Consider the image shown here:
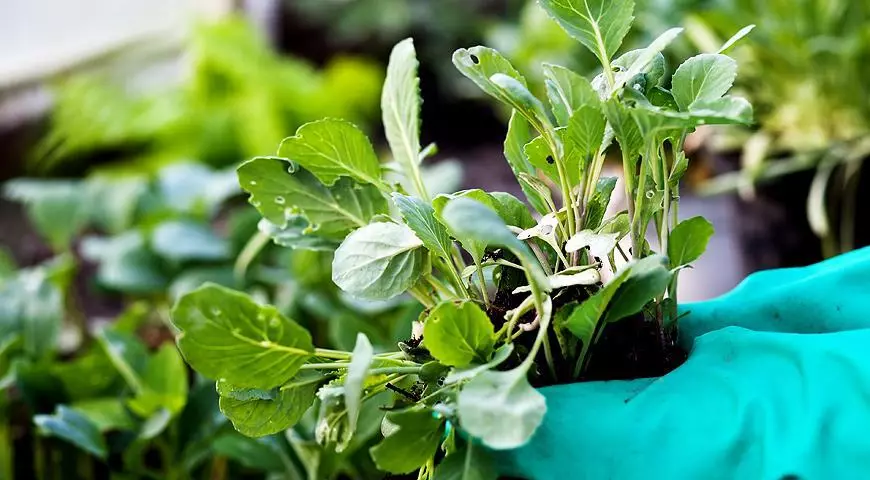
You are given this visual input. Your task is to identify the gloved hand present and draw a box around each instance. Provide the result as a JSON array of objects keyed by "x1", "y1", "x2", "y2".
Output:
[{"x1": 496, "y1": 247, "x2": 870, "y2": 480}]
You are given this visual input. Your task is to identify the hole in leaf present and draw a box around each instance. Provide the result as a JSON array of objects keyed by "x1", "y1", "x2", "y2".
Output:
[
  {"x1": 470, "y1": 54, "x2": 480, "y2": 64},
  {"x1": 546, "y1": 156, "x2": 555, "y2": 164}
]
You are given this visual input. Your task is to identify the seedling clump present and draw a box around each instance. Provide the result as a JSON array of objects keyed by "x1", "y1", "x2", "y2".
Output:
[{"x1": 171, "y1": 0, "x2": 752, "y2": 476}]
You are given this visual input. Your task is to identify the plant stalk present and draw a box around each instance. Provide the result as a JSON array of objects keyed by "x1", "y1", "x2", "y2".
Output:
[
  {"x1": 630, "y1": 145, "x2": 653, "y2": 259},
  {"x1": 474, "y1": 262, "x2": 490, "y2": 307}
]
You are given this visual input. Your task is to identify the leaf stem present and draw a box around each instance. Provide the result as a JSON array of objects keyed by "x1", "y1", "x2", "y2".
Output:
[
  {"x1": 527, "y1": 240, "x2": 554, "y2": 276},
  {"x1": 426, "y1": 274, "x2": 454, "y2": 299},
  {"x1": 369, "y1": 366, "x2": 423, "y2": 376},
  {"x1": 621, "y1": 148, "x2": 638, "y2": 254},
  {"x1": 541, "y1": 334, "x2": 558, "y2": 380},
  {"x1": 630, "y1": 143, "x2": 654, "y2": 259},
  {"x1": 233, "y1": 230, "x2": 270, "y2": 281},
  {"x1": 546, "y1": 136, "x2": 578, "y2": 240},
  {"x1": 474, "y1": 261, "x2": 490, "y2": 308},
  {"x1": 660, "y1": 151, "x2": 671, "y2": 257},
  {"x1": 314, "y1": 348, "x2": 351, "y2": 359},
  {"x1": 408, "y1": 284, "x2": 436, "y2": 308},
  {"x1": 435, "y1": 256, "x2": 470, "y2": 298},
  {"x1": 409, "y1": 167, "x2": 430, "y2": 203},
  {"x1": 301, "y1": 362, "x2": 351, "y2": 370}
]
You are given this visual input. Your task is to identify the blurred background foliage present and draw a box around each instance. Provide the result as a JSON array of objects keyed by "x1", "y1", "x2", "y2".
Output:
[
  {"x1": 31, "y1": 16, "x2": 384, "y2": 176},
  {"x1": 0, "y1": 0, "x2": 869, "y2": 477}
]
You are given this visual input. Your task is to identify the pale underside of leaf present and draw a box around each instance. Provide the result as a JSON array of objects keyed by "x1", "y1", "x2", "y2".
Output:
[
  {"x1": 382, "y1": 38, "x2": 422, "y2": 175},
  {"x1": 331, "y1": 222, "x2": 426, "y2": 300}
]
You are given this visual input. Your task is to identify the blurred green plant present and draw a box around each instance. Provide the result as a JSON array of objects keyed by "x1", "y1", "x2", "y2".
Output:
[
  {"x1": 691, "y1": 0, "x2": 870, "y2": 256},
  {"x1": 33, "y1": 16, "x2": 383, "y2": 175},
  {"x1": 1, "y1": 160, "x2": 430, "y2": 478}
]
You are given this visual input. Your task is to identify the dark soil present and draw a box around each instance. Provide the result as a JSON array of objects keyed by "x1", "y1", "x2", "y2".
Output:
[
  {"x1": 580, "y1": 313, "x2": 686, "y2": 381},
  {"x1": 485, "y1": 252, "x2": 688, "y2": 385}
]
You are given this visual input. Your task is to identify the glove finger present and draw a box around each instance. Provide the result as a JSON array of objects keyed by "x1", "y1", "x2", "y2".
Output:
[{"x1": 678, "y1": 247, "x2": 870, "y2": 347}]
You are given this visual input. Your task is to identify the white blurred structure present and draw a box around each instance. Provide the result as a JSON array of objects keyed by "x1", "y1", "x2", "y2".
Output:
[{"x1": 0, "y1": 0, "x2": 234, "y2": 127}]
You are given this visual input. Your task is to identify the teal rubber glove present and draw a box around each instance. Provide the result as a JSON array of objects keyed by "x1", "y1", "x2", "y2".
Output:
[{"x1": 497, "y1": 247, "x2": 870, "y2": 480}]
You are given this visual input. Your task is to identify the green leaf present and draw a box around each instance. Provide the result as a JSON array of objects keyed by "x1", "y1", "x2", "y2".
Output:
[
  {"x1": 612, "y1": 28, "x2": 683, "y2": 91},
  {"x1": 392, "y1": 193, "x2": 454, "y2": 261},
  {"x1": 457, "y1": 365, "x2": 545, "y2": 450},
  {"x1": 583, "y1": 176, "x2": 617, "y2": 230},
  {"x1": 598, "y1": 212, "x2": 630, "y2": 238},
  {"x1": 81, "y1": 233, "x2": 168, "y2": 293},
  {"x1": 345, "y1": 333, "x2": 374, "y2": 431},
  {"x1": 278, "y1": 119, "x2": 383, "y2": 187},
  {"x1": 522, "y1": 135, "x2": 559, "y2": 184},
  {"x1": 258, "y1": 217, "x2": 337, "y2": 251},
  {"x1": 217, "y1": 376, "x2": 318, "y2": 437},
  {"x1": 517, "y1": 173, "x2": 555, "y2": 216},
  {"x1": 542, "y1": 64, "x2": 599, "y2": 126},
  {"x1": 84, "y1": 175, "x2": 148, "y2": 234},
  {"x1": 370, "y1": 408, "x2": 445, "y2": 474},
  {"x1": 718, "y1": 25, "x2": 755, "y2": 54},
  {"x1": 504, "y1": 113, "x2": 551, "y2": 215},
  {"x1": 560, "y1": 273, "x2": 628, "y2": 352},
  {"x1": 440, "y1": 198, "x2": 546, "y2": 288},
  {"x1": 566, "y1": 105, "x2": 607, "y2": 160},
  {"x1": 139, "y1": 408, "x2": 172, "y2": 440},
  {"x1": 96, "y1": 329, "x2": 149, "y2": 393},
  {"x1": 238, "y1": 157, "x2": 388, "y2": 238},
  {"x1": 382, "y1": 38, "x2": 422, "y2": 176},
  {"x1": 489, "y1": 191, "x2": 536, "y2": 230},
  {"x1": 433, "y1": 443, "x2": 497, "y2": 480},
  {"x1": 489, "y1": 74, "x2": 556, "y2": 138},
  {"x1": 97, "y1": 330, "x2": 187, "y2": 418},
  {"x1": 157, "y1": 163, "x2": 240, "y2": 217},
  {"x1": 71, "y1": 398, "x2": 136, "y2": 432},
  {"x1": 433, "y1": 190, "x2": 498, "y2": 263},
  {"x1": 172, "y1": 283, "x2": 314, "y2": 389},
  {"x1": 445, "y1": 344, "x2": 514, "y2": 385},
  {"x1": 668, "y1": 216, "x2": 714, "y2": 268},
  {"x1": 0, "y1": 262, "x2": 63, "y2": 359},
  {"x1": 54, "y1": 344, "x2": 123, "y2": 401},
  {"x1": 423, "y1": 301, "x2": 495, "y2": 367},
  {"x1": 3, "y1": 179, "x2": 89, "y2": 250},
  {"x1": 128, "y1": 344, "x2": 189, "y2": 417},
  {"x1": 34, "y1": 406, "x2": 107, "y2": 459},
  {"x1": 151, "y1": 220, "x2": 229, "y2": 262},
  {"x1": 671, "y1": 53, "x2": 737, "y2": 111},
  {"x1": 212, "y1": 433, "x2": 285, "y2": 472},
  {"x1": 524, "y1": 127, "x2": 590, "y2": 189},
  {"x1": 331, "y1": 222, "x2": 426, "y2": 300},
  {"x1": 688, "y1": 96, "x2": 753, "y2": 125},
  {"x1": 605, "y1": 255, "x2": 671, "y2": 323},
  {"x1": 612, "y1": 49, "x2": 666, "y2": 91},
  {"x1": 648, "y1": 85, "x2": 678, "y2": 110},
  {"x1": 452, "y1": 46, "x2": 527, "y2": 101},
  {"x1": 562, "y1": 254, "x2": 671, "y2": 352},
  {"x1": 538, "y1": 0, "x2": 635, "y2": 66},
  {"x1": 602, "y1": 99, "x2": 643, "y2": 161}
]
